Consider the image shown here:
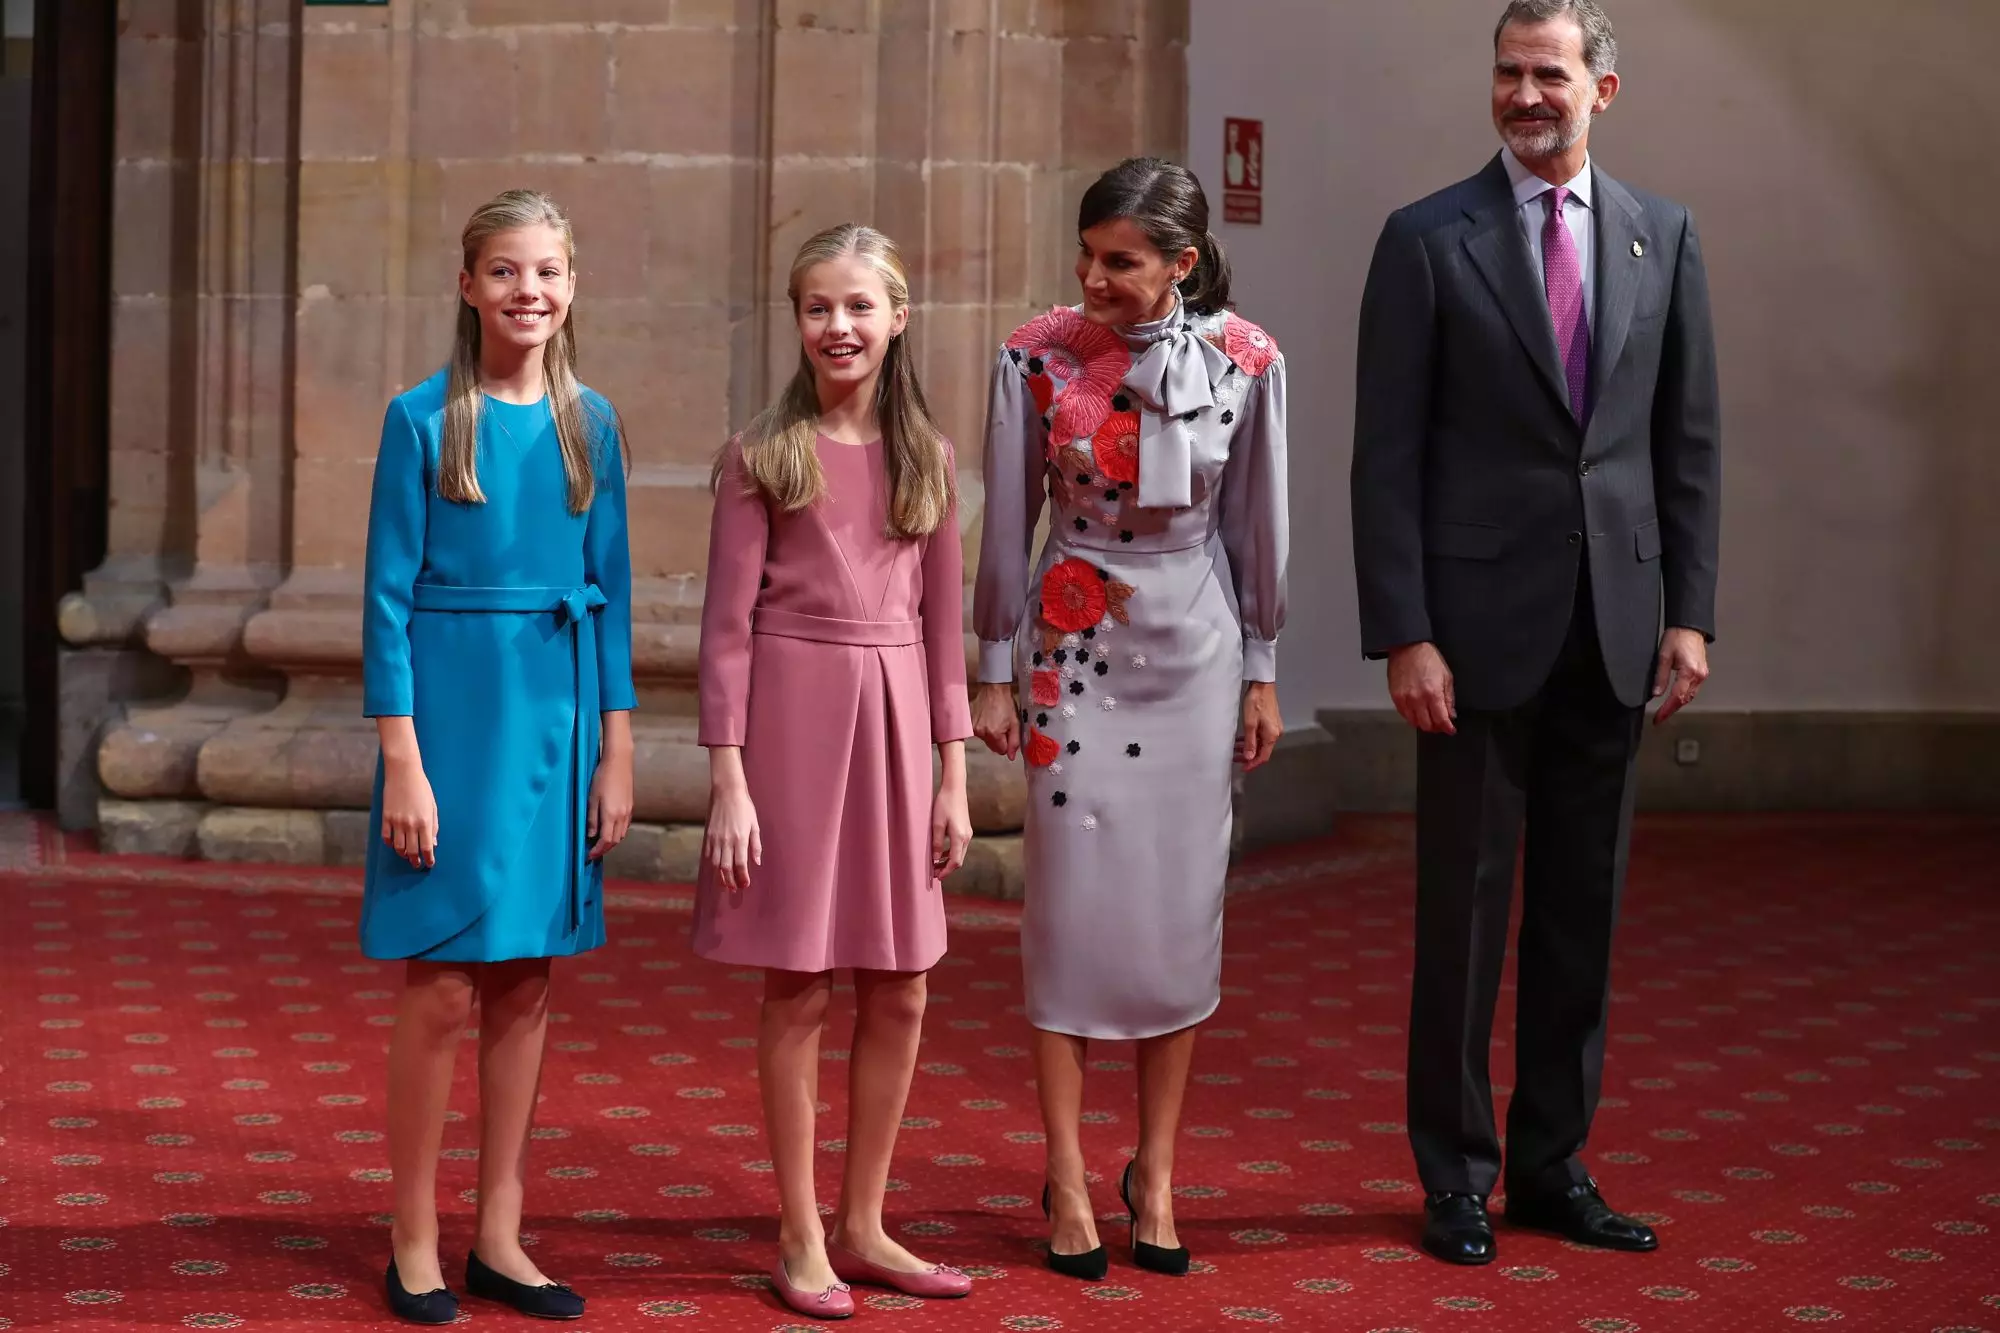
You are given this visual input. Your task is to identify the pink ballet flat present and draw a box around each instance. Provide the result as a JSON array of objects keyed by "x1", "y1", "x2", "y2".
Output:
[
  {"x1": 828, "y1": 1241, "x2": 973, "y2": 1299},
  {"x1": 772, "y1": 1258, "x2": 854, "y2": 1320}
]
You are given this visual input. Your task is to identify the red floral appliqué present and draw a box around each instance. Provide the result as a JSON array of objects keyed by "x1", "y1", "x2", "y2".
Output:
[
  {"x1": 1039, "y1": 558, "x2": 1108, "y2": 633},
  {"x1": 1006, "y1": 307, "x2": 1130, "y2": 447},
  {"x1": 1220, "y1": 313, "x2": 1280, "y2": 378},
  {"x1": 1030, "y1": 670, "x2": 1061, "y2": 707},
  {"x1": 1027, "y1": 372, "x2": 1055, "y2": 418},
  {"x1": 1092, "y1": 410, "x2": 1141, "y2": 485},
  {"x1": 1023, "y1": 727, "x2": 1061, "y2": 768}
]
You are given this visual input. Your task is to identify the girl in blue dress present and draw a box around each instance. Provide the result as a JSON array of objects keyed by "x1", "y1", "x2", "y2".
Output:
[{"x1": 359, "y1": 189, "x2": 636, "y2": 1324}]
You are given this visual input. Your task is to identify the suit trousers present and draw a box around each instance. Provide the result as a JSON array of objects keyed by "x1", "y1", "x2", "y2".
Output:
[{"x1": 1405, "y1": 562, "x2": 1646, "y2": 1199}]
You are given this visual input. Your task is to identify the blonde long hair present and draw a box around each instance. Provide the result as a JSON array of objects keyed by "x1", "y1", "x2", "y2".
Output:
[
  {"x1": 442, "y1": 190, "x2": 622, "y2": 515},
  {"x1": 722, "y1": 223, "x2": 953, "y2": 539}
]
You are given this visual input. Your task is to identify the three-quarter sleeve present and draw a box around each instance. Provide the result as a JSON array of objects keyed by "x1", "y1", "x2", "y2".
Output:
[
  {"x1": 971, "y1": 350, "x2": 1048, "y2": 683},
  {"x1": 920, "y1": 444, "x2": 974, "y2": 742},
  {"x1": 361, "y1": 397, "x2": 427, "y2": 717},
  {"x1": 583, "y1": 412, "x2": 638, "y2": 713},
  {"x1": 696, "y1": 440, "x2": 768, "y2": 747},
  {"x1": 1218, "y1": 357, "x2": 1290, "y2": 682}
]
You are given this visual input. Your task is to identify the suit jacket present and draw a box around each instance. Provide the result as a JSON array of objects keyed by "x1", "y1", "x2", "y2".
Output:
[{"x1": 1351, "y1": 154, "x2": 1721, "y2": 711}]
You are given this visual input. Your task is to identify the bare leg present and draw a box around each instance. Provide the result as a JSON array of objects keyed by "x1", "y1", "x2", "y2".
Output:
[
  {"x1": 762, "y1": 969, "x2": 837, "y2": 1292},
  {"x1": 471, "y1": 958, "x2": 556, "y2": 1285},
  {"x1": 829, "y1": 969, "x2": 931, "y2": 1271},
  {"x1": 387, "y1": 962, "x2": 476, "y2": 1292},
  {"x1": 1033, "y1": 1027, "x2": 1099, "y2": 1255},
  {"x1": 1131, "y1": 1025, "x2": 1197, "y2": 1248}
]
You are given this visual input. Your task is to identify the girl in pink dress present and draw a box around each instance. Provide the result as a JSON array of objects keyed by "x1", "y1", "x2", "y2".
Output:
[{"x1": 695, "y1": 223, "x2": 975, "y2": 1320}]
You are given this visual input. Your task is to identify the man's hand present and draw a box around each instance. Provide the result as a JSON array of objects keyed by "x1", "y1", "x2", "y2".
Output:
[
  {"x1": 1651, "y1": 627, "x2": 1710, "y2": 725},
  {"x1": 1388, "y1": 642, "x2": 1456, "y2": 734}
]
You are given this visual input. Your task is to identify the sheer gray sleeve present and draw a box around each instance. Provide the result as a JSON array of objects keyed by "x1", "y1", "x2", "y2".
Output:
[
  {"x1": 971, "y1": 350, "x2": 1048, "y2": 683},
  {"x1": 1218, "y1": 356, "x2": 1290, "y2": 682}
]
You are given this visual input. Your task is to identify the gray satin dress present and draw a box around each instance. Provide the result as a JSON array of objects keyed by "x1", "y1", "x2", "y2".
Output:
[{"x1": 973, "y1": 298, "x2": 1289, "y2": 1040}]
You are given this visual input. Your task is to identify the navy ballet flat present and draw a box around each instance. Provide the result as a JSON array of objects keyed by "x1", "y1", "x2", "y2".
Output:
[
  {"x1": 465, "y1": 1250, "x2": 585, "y2": 1320},
  {"x1": 385, "y1": 1259, "x2": 458, "y2": 1325}
]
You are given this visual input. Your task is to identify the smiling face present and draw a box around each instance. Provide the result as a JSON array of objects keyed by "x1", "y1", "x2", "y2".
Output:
[
  {"x1": 794, "y1": 253, "x2": 909, "y2": 394},
  {"x1": 458, "y1": 223, "x2": 574, "y2": 355},
  {"x1": 1492, "y1": 17, "x2": 1617, "y2": 165},
  {"x1": 1074, "y1": 216, "x2": 1198, "y2": 327}
]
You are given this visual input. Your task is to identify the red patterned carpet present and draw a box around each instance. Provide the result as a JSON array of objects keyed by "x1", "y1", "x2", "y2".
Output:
[{"x1": 4, "y1": 812, "x2": 1998, "y2": 1332}]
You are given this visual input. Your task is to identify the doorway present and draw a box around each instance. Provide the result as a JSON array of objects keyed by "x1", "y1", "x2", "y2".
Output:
[{"x1": 7, "y1": 0, "x2": 114, "y2": 809}]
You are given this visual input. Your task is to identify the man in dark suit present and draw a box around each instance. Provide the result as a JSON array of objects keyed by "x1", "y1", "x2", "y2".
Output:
[{"x1": 1351, "y1": 0, "x2": 1720, "y2": 1266}]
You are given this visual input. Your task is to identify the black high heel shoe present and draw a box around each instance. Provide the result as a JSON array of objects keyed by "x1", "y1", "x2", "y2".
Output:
[
  {"x1": 465, "y1": 1250, "x2": 585, "y2": 1320},
  {"x1": 1121, "y1": 1160, "x2": 1191, "y2": 1276},
  {"x1": 385, "y1": 1259, "x2": 458, "y2": 1325},
  {"x1": 1040, "y1": 1182, "x2": 1109, "y2": 1281}
]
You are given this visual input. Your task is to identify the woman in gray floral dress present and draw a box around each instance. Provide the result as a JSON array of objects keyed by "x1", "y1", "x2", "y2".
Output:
[{"x1": 971, "y1": 158, "x2": 1289, "y2": 1279}]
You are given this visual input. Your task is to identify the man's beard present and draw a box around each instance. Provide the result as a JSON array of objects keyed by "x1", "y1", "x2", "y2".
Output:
[{"x1": 1503, "y1": 108, "x2": 1590, "y2": 160}]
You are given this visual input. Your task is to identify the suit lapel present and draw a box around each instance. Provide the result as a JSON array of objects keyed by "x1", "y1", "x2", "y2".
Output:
[
  {"x1": 1589, "y1": 168, "x2": 1648, "y2": 414},
  {"x1": 1460, "y1": 157, "x2": 1570, "y2": 415}
]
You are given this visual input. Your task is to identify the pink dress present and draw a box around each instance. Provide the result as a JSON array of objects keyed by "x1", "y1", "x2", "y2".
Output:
[{"x1": 694, "y1": 436, "x2": 973, "y2": 974}]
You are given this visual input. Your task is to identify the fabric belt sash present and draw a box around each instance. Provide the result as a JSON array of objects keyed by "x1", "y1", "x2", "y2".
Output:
[
  {"x1": 409, "y1": 582, "x2": 607, "y2": 936},
  {"x1": 753, "y1": 607, "x2": 921, "y2": 648}
]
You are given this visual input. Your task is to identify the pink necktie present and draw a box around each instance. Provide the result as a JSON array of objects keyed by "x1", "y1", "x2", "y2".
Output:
[{"x1": 1543, "y1": 186, "x2": 1590, "y2": 424}]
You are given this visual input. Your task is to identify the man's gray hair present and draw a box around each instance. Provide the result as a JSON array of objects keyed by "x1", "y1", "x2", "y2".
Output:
[{"x1": 1494, "y1": 0, "x2": 1618, "y2": 79}]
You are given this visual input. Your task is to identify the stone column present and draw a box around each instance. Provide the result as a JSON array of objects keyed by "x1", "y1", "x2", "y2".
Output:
[
  {"x1": 70, "y1": 0, "x2": 297, "y2": 856},
  {"x1": 74, "y1": 0, "x2": 1190, "y2": 883}
]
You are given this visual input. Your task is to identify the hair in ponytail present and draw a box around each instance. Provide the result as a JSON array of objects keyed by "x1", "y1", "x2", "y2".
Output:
[
  {"x1": 444, "y1": 189, "x2": 622, "y2": 515},
  {"x1": 1077, "y1": 157, "x2": 1234, "y2": 316},
  {"x1": 719, "y1": 223, "x2": 953, "y2": 539}
]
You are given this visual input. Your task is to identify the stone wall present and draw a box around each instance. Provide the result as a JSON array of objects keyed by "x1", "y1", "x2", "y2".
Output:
[{"x1": 63, "y1": 0, "x2": 1192, "y2": 890}]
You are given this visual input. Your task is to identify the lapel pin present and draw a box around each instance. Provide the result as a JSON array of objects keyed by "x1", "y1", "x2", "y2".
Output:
[{"x1": 1631, "y1": 240, "x2": 1645, "y2": 257}]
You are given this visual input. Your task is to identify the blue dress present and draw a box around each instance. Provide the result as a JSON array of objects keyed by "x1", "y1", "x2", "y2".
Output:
[{"x1": 358, "y1": 369, "x2": 636, "y2": 962}]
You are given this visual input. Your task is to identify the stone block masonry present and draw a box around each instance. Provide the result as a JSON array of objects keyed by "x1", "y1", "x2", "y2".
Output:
[{"x1": 63, "y1": 0, "x2": 1192, "y2": 888}]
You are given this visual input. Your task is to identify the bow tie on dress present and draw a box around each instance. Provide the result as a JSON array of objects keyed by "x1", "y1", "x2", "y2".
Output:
[
  {"x1": 557, "y1": 585, "x2": 608, "y2": 626},
  {"x1": 1119, "y1": 326, "x2": 1234, "y2": 509}
]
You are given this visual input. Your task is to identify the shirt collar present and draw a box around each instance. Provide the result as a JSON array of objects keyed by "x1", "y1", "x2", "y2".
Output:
[{"x1": 1502, "y1": 145, "x2": 1593, "y2": 211}]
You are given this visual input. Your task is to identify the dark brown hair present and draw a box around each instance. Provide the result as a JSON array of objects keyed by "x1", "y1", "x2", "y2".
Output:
[{"x1": 1077, "y1": 157, "x2": 1234, "y2": 316}]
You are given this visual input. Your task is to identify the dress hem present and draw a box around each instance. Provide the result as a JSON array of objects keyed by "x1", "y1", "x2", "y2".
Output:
[
  {"x1": 1025, "y1": 992, "x2": 1221, "y2": 1042},
  {"x1": 360, "y1": 941, "x2": 604, "y2": 964},
  {"x1": 691, "y1": 939, "x2": 947, "y2": 976}
]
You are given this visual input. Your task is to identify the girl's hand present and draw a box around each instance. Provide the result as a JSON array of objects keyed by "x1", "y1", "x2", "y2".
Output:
[
  {"x1": 1236, "y1": 681, "x2": 1283, "y2": 771},
  {"x1": 971, "y1": 681, "x2": 1019, "y2": 759},
  {"x1": 931, "y1": 779, "x2": 972, "y2": 879},
  {"x1": 705, "y1": 778, "x2": 761, "y2": 892},
  {"x1": 587, "y1": 746, "x2": 634, "y2": 862},
  {"x1": 381, "y1": 755, "x2": 439, "y2": 869}
]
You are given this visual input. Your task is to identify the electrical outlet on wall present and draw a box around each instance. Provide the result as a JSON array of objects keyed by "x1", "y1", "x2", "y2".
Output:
[{"x1": 1675, "y1": 738, "x2": 1701, "y2": 765}]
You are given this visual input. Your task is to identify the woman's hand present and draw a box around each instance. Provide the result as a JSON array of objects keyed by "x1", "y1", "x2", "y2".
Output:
[
  {"x1": 971, "y1": 681, "x2": 1019, "y2": 759},
  {"x1": 704, "y1": 747, "x2": 760, "y2": 891},
  {"x1": 587, "y1": 713, "x2": 635, "y2": 861},
  {"x1": 1236, "y1": 681, "x2": 1283, "y2": 771},
  {"x1": 381, "y1": 752, "x2": 439, "y2": 870},
  {"x1": 931, "y1": 741, "x2": 972, "y2": 878}
]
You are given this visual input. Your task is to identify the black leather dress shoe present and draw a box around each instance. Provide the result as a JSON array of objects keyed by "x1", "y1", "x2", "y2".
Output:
[
  {"x1": 1421, "y1": 1192, "x2": 1496, "y2": 1265},
  {"x1": 1505, "y1": 1179, "x2": 1658, "y2": 1252},
  {"x1": 385, "y1": 1259, "x2": 458, "y2": 1325},
  {"x1": 466, "y1": 1250, "x2": 586, "y2": 1320}
]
